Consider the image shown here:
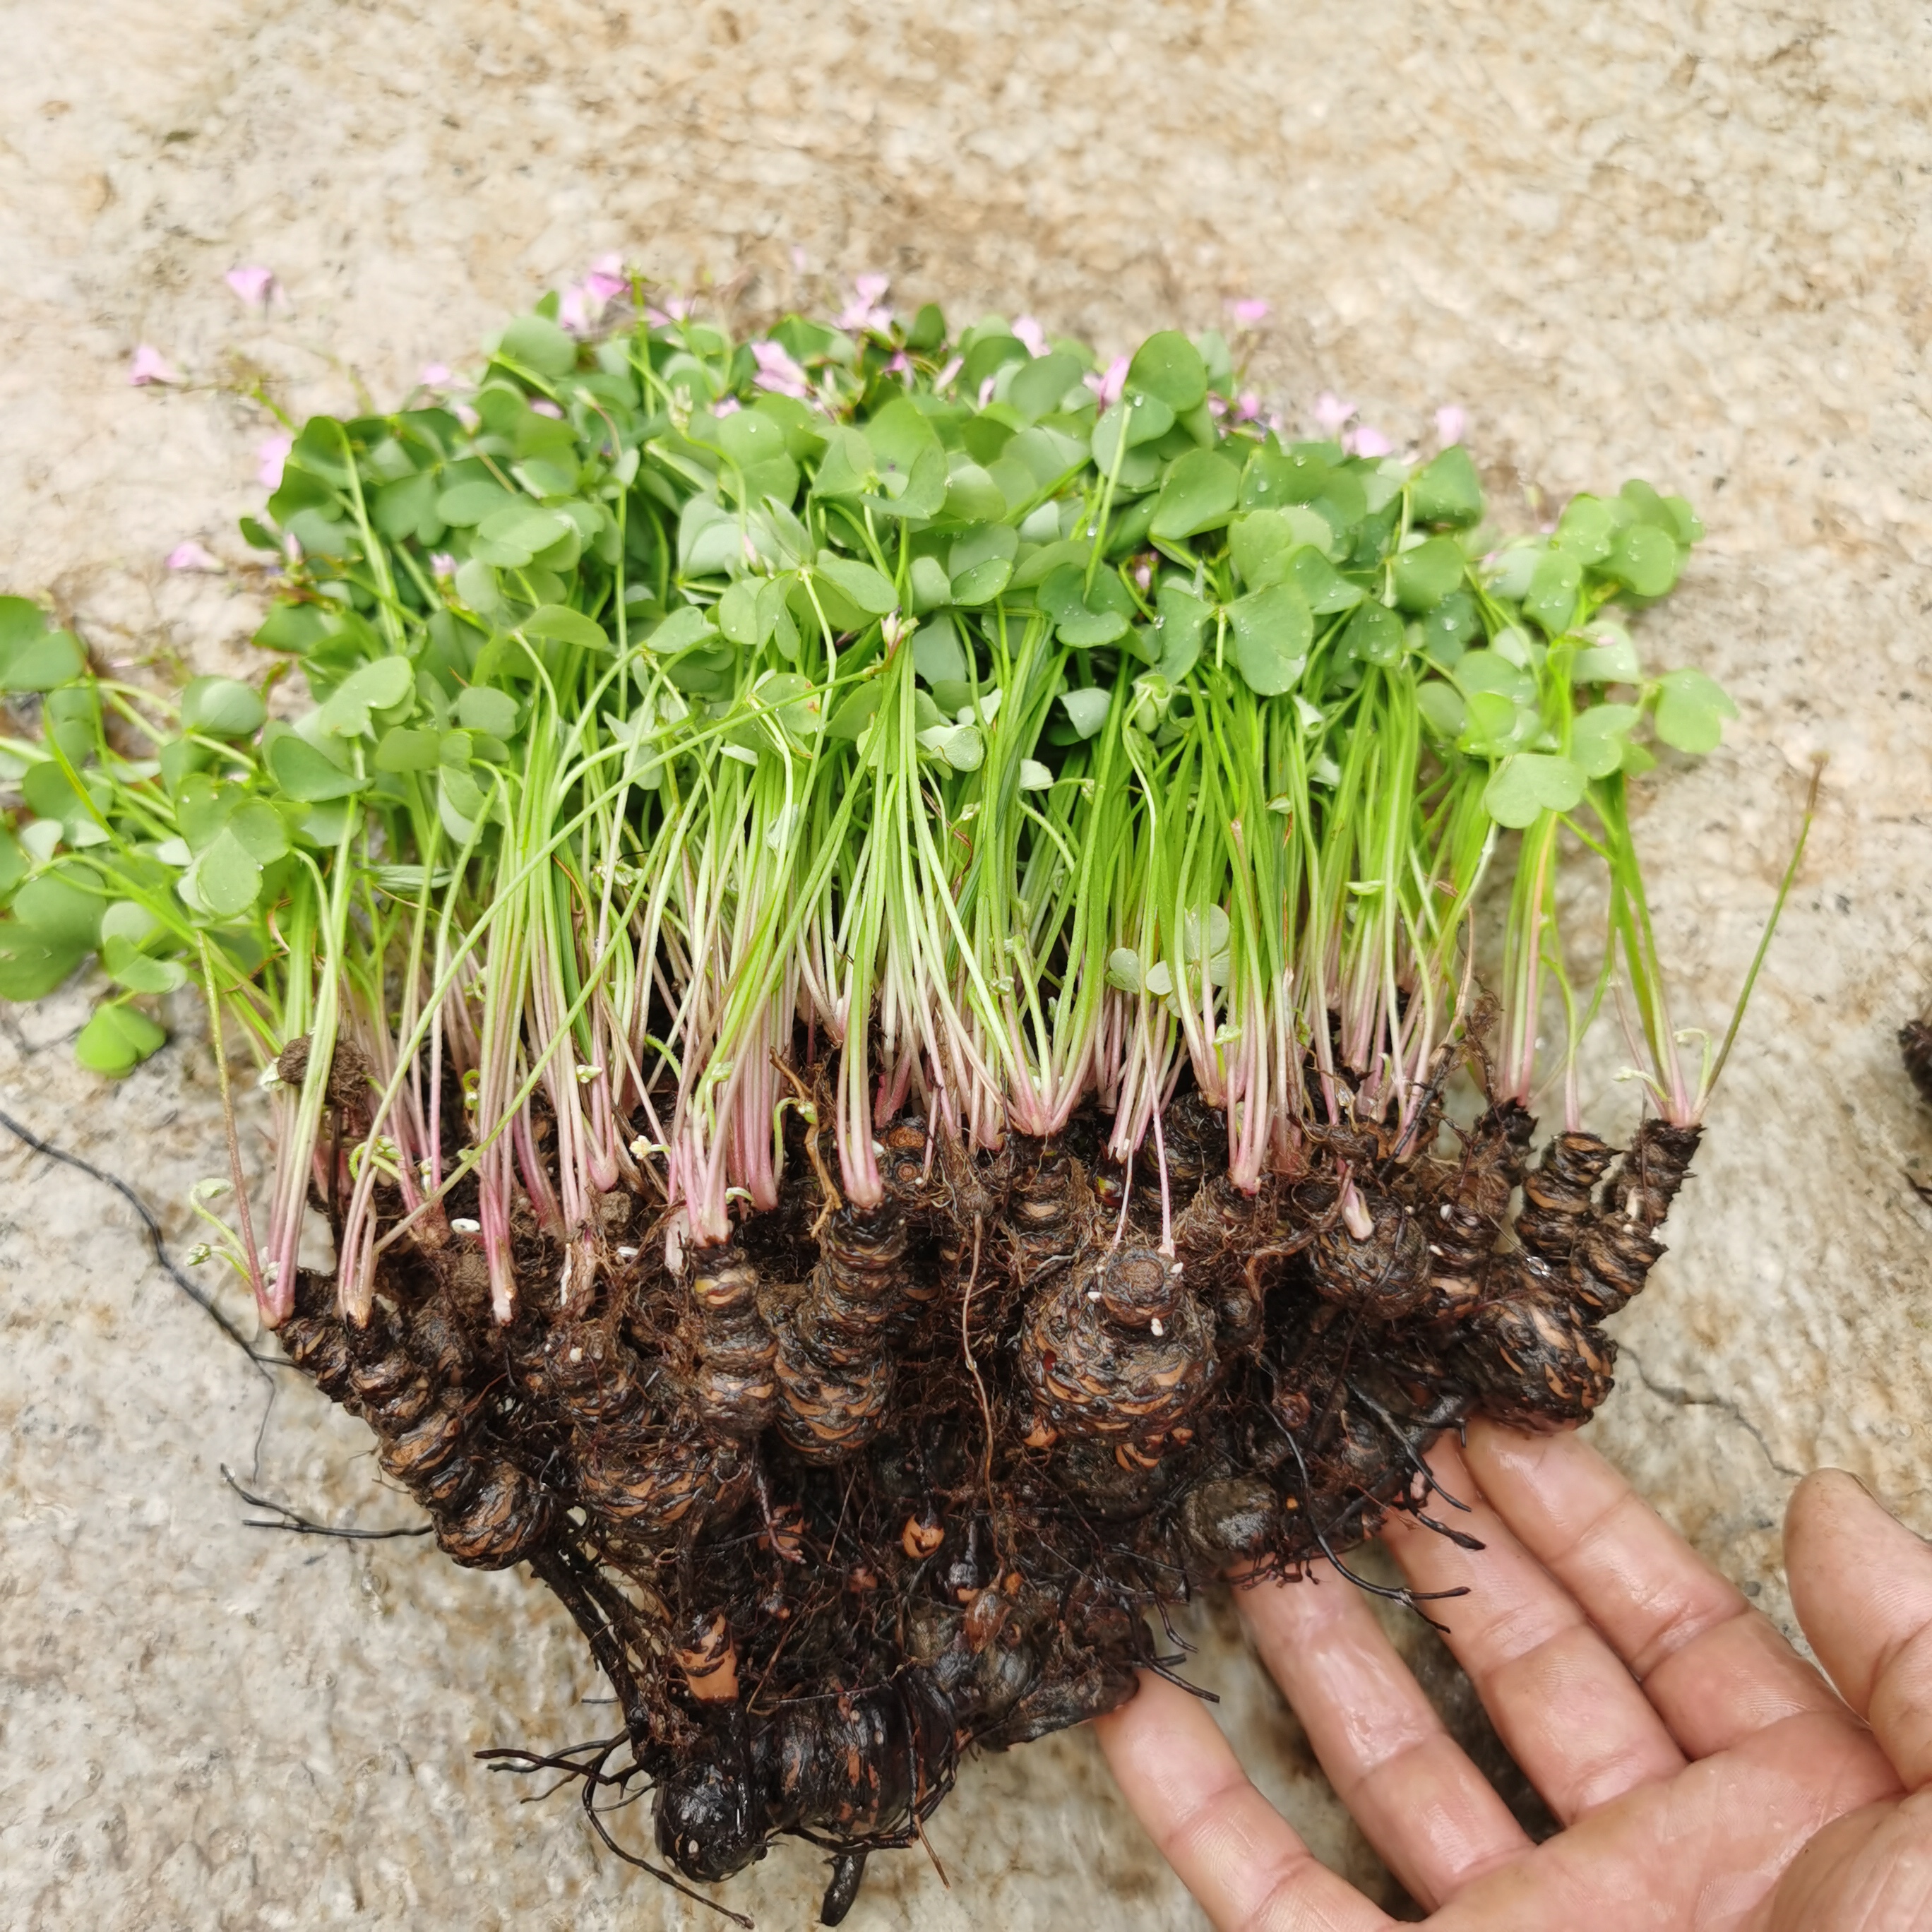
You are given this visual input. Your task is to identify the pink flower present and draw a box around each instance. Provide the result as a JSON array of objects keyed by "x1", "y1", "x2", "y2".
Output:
[
  {"x1": 1312, "y1": 390, "x2": 1355, "y2": 437},
  {"x1": 129, "y1": 344, "x2": 179, "y2": 386},
  {"x1": 420, "y1": 363, "x2": 454, "y2": 388},
  {"x1": 1343, "y1": 424, "x2": 1393, "y2": 458},
  {"x1": 429, "y1": 552, "x2": 457, "y2": 579},
  {"x1": 225, "y1": 265, "x2": 274, "y2": 307},
  {"x1": 453, "y1": 402, "x2": 481, "y2": 433},
  {"x1": 529, "y1": 398, "x2": 564, "y2": 419},
  {"x1": 1012, "y1": 315, "x2": 1048, "y2": 357},
  {"x1": 712, "y1": 396, "x2": 741, "y2": 417},
  {"x1": 645, "y1": 296, "x2": 693, "y2": 326},
  {"x1": 583, "y1": 254, "x2": 626, "y2": 306},
  {"x1": 883, "y1": 350, "x2": 911, "y2": 380},
  {"x1": 558, "y1": 286, "x2": 598, "y2": 334},
  {"x1": 256, "y1": 434, "x2": 292, "y2": 489},
  {"x1": 1087, "y1": 355, "x2": 1129, "y2": 408},
  {"x1": 1435, "y1": 404, "x2": 1468, "y2": 447},
  {"x1": 1234, "y1": 390, "x2": 1262, "y2": 422},
  {"x1": 1131, "y1": 559, "x2": 1153, "y2": 592},
  {"x1": 1227, "y1": 297, "x2": 1270, "y2": 328},
  {"x1": 751, "y1": 339, "x2": 812, "y2": 400},
  {"x1": 835, "y1": 274, "x2": 893, "y2": 334},
  {"x1": 977, "y1": 376, "x2": 998, "y2": 408},
  {"x1": 934, "y1": 356, "x2": 962, "y2": 391},
  {"x1": 165, "y1": 539, "x2": 222, "y2": 572}
]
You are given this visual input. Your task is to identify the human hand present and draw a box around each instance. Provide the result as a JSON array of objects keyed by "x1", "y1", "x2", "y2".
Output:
[{"x1": 1095, "y1": 1419, "x2": 1932, "y2": 1929}]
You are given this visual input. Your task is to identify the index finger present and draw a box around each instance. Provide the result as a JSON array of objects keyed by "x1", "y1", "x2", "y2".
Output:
[
  {"x1": 1094, "y1": 1671, "x2": 1392, "y2": 1932},
  {"x1": 1458, "y1": 1419, "x2": 1844, "y2": 1759},
  {"x1": 1787, "y1": 1467, "x2": 1932, "y2": 1788}
]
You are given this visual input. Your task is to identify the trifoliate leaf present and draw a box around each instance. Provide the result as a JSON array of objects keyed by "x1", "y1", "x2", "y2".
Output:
[
  {"x1": 645, "y1": 607, "x2": 717, "y2": 655},
  {"x1": 917, "y1": 722, "x2": 984, "y2": 771},
  {"x1": 1228, "y1": 583, "x2": 1312, "y2": 695},
  {"x1": 825, "y1": 683, "x2": 883, "y2": 741},
  {"x1": 1417, "y1": 680, "x2": 1467, "y2": 739},
  {"x1": 950, "y1": 557, "x2": 1012, "y2": 607},
  {"x1": 1484, "y1": 753, "x2": 1586, "y2": 828},
  {"x1": 1107, "y1": 947, "x2": 1144, "y2": 994},
  {"x1": 1390, "y1": 536, "x2": 1465, "y2": 613},
  {"x1": 497, "y1": 314, "x2": 578, "y2": 378},
  {"x1": 1150, "y1": 448, "x2": 1240, "y2": 541},
  {"x1": 1569, "y1": 703, "x2": 1643, "y2": 779},
  {"x1": 1572, "y1": 626, "x2": 1642, "y2": 683},
  {"x1": 1653, "y1": 667, "x2": 1737, "y2": 753},
  {"x1": 815, "y1": 555, "x2": 898, "y2": 616},
  {"x1": 187, "y1": 827, "x2": 266, "y2": 917},
  {"x1": 436, "y1": 481, "x2": 518, "y2": 527},
  {"x1": 1340, "y1": 600, "x2": 1405, "y2": 668},
  {"x1": 1153, "y1": 585, "x2": 1211, "y2": 681},
  {"x1": 909, "y1": 556, "x2": 953, "y2": 613},
  {"x1": 318, "y1": 656, "x2": 415, "y2": 737},
  {"x1": 1126, "y1": 331, "x2": 1208, "y2": 412},
  {"x1": 1059, "y1": 688, "x2": 1111, "y2": 739},
  {"x1": 1554, "y1": 494, "x2": 1616, "y2": 565},
  {"x1": 455, "y1": 686, "x2": 520, "y2": 737},
  {"x1": 267, "y1": 732, "x2": 366, "y2": 803},
  {"x1": 1522, "y1": 549, "x2": 1583, "y2": 636},
  {"x1": 941, "y1": 463, "x2": 1006, "y2": 524},
  {"x1": 1604, "y1": 522, "x2": 1682, "y2": 600},
  {"x1": 1407, "y1": 446, "x2": 1483, "y2": 527},
  {"x1": 73, "y1": 1003, "x2": 167, "y2": 1077},
  {"x1": 0, "y1": 597, "x2": 85, "y2": 692},
  {"x1": 102, "y1": 935, "x2": 189, "y2": 995},
  {"x1": 12, "y1": 871, "x2": 102, "y2": 949},
  {"x1": 181, "y1": 676, "x2": 266, "y2": 738},
  {"x1": 521, "y1": 605, "x2": 610, "y2": 650},
  {"x1": 375, "y1": 727, "x2": 443, "y2": 773}
]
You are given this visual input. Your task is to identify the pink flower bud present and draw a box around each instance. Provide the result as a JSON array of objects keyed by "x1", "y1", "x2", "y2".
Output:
[
  {"x1": 165, "y1": 539, "x2": 222, "y2": 572},
  {"x1": 1312, "y1": 390, "x2": 1355, "y2": 437},
  {"x1": 256, "y1": 434, "x2": 292, "y2": 489},
  {"x1": 225, "y1": 265, "x2": 275, "y2": 307},
  {"x1": 1013, "y1": 316, "x2": 1048, "y2": 357},
  {"x1": 129, "y1": 344, "x2": 179, "y2": 386},
  {"x1": 1435, "y1": 405, "x2": 1468, "y2": 447},
  {"x1": 1227, "y1": 297, "x2": 1270, "y2": 327}
]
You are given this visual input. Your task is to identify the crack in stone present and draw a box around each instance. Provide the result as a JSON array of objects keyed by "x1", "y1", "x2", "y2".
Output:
[{"x1": 1621, "y1": 1347, "x2": 1803, "y2": 1479}]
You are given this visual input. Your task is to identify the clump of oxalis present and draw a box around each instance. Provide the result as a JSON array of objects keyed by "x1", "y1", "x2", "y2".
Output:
[{"x1": 0, "y1": 284, "x2": 1799, "y2": 1924}]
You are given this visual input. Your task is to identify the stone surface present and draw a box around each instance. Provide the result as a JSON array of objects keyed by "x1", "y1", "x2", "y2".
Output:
[{"x1": 3, "y1": 1, "x2": 1931, "y2": 1927}]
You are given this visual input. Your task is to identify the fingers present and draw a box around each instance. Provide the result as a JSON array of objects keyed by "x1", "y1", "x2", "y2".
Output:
[
  {"x1": 1787, "y1": 1468, "x2": 1932, "y2": 1789},
  {"x1": 1381, "y1": 1433, "x2": 1687, "y2": 1823},
  {"x1": 1761, "y1": 1791, "x2": 1932, "y2": 1932},
  {"x1": 1093, "y1": 1670, "x2": 1392, "y2": 1932},
  {"x1": 1460, "y1": 1420, "x2": 1844, "y2": 1758},
  {"x1": 1237, "y1": 1567, "x2": 1531, "y2": 1909}
]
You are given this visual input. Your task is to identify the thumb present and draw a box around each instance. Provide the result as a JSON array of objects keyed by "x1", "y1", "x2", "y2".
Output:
[{"x1": 1786, "y1": 1469, "x2": 1932, "y2": 1789}]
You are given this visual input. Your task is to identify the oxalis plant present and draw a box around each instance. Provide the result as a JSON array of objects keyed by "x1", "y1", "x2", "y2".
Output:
[{"x1": 0, "y1": 280, "x2": 1803, "y2": 1923}]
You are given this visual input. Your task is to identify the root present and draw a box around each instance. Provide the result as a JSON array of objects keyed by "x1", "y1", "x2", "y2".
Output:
[{"x1": 268, "y1": 1040, "x2": 1706, "y2": 1916}]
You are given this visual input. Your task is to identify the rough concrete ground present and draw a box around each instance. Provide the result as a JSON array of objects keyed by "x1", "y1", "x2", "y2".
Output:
[{"x1": 2, "y1": 1, "x2": 1930, "y2": 1926}]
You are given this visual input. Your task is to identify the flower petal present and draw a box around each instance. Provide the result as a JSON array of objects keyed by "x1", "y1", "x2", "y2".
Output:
[
  {"x1": 225, "y1": 264, "x2": 275, "y2": 306},
  {"x1": 256, "y1": 433, "x2": 292, "y2": 489},
  {"x1": 129, "y1": 344, "x2": 179, "y2": 386}
]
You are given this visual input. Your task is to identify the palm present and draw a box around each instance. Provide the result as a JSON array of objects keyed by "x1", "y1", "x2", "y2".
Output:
[{"x1": 1096, "y1": 1423, "x2": 1932, "y2": 1930}]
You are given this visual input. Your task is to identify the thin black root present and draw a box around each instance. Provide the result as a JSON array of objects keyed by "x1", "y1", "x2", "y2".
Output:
[
  {"x1": 479, "y1": 1738, "x2": 756, "y2": 1929},
  {"x1": 221, "y1": 1466, "x2": 434, "y2": 1540}
]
